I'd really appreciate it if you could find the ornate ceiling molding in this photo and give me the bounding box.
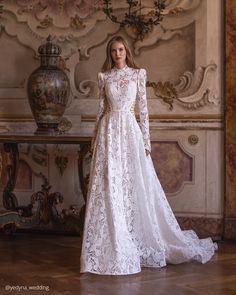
[1,1,107,58]
[0,0,202,58]
[4,0,104,32]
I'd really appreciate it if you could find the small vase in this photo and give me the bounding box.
[27,35,70,134]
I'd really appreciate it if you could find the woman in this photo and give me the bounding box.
[80,35,217,275]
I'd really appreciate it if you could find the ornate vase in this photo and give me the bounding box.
[27,35,70,134]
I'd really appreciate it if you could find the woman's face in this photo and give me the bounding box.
[110,41,126,68]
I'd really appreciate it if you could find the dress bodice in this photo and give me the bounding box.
[104,65,138,112]
[93,65,151,153]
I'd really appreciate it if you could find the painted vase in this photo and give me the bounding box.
[27,35,70,134]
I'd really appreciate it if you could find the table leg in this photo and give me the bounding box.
[3,143,19,210]
[78,143,91,226]
[78,143,91,203]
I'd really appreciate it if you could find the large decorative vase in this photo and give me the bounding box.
[27,35,70,134]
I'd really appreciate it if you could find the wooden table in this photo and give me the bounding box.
[0,131,92,234]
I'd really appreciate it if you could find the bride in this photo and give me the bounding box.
[80,35,217,275]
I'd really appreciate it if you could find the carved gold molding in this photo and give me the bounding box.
[0,1,107,57]
[5,0,103,31]
[164,0,201,14]
[147,63,219,110]
[146,80,178,110]
[188,134,199,145]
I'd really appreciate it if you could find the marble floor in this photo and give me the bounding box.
[0,233,235,295]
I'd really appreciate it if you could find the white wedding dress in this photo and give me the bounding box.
[80,65,217,275]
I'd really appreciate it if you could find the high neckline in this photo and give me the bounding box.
[113,64,128,71]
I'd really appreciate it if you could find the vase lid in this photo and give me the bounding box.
[38,35,61,56]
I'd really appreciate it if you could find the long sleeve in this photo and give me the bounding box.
[136,69,151,153]
[91,72,106,152]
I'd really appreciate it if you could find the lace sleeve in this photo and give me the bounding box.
[137,69,151,153]
[91,72,106,151]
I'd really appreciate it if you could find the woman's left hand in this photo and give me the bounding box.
[145,149,150,156]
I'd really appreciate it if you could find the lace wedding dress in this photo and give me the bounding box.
[80,65,217,275]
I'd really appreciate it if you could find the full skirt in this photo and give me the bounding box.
[80,112,217,275]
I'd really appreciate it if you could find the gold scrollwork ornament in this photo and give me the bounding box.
[188,135,199,145]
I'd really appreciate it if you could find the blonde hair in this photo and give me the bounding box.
[101,35,139,72]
